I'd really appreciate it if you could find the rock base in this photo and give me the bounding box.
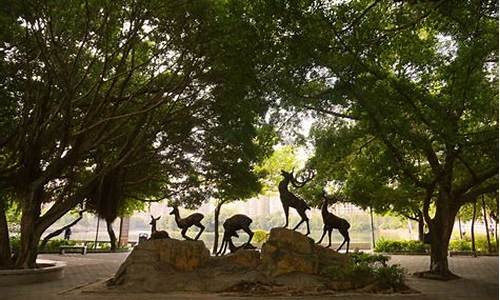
[108,228,384,294]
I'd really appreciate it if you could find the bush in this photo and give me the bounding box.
[449,239,472,251]
[374,264,406,290]
[324,253,406,290]
[374,238,428,253]
[41,239,77,251]
[449,236,497,252]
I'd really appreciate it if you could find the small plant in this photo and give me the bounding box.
[251,229,269,244]
[374,264,406,290]
[324,252,406,291]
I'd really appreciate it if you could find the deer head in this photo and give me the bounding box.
[150,215,160,224]
[169,207,178,215]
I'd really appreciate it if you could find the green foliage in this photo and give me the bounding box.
[251,229,269,244]
[324,252,406,290]
[448,239,472,251]
[449,236,498,252]
[350,252,389,267]
[373,264,406,290]
[39,239,77,252]
[374,238,428,253]
[254,145,300,195]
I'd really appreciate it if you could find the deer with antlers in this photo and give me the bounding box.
[317,191,351,253]
[170,207,205,240]
[278,169,315,235]
[216,214,254,256]
[149,215,170,240]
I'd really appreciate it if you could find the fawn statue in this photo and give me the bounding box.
[316,191,350,252]
[149,215,170,240]
[170,207,205,240]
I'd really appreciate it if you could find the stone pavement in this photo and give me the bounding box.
[0,253,497,300]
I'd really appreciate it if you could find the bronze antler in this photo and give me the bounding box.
[291,169,315,188]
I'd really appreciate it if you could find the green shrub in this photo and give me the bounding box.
[449,239,472,251]
[374,264,406,290]
[42,239,77,251]
[374,238,427,253]
[252,229,269,244]
[449,237,497,252]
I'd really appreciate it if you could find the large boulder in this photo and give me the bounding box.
[260,228,349,277]
[111,238,210,289]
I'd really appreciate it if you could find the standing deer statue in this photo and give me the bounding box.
[216,214,254,256]
[170,207,205,240]
[316,191,351,253]
[149,215,170,240]
[278,169,315,235]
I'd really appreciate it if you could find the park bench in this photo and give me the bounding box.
[59,245,87,255]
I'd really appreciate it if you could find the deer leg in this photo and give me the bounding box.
[327,229,332,248]
[282,205,290,228]
[345,232,350,253]
[194,223,205,240]
[181,227,192,240]
[222,237,229,255]
[217,234,227,256]
[337,230,350,252]
[243,227,254,245]
[317,227,327,244]
[305,218,310,236]
[292,219,304,231]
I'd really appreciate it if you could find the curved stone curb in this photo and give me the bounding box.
[0,259,66,286]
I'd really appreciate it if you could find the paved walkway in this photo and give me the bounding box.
[0,253,497,300]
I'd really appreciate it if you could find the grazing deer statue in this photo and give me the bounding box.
[279,169,315,235]
[170,207,205,240]
[316,191,351,253]
[149,215,170,240]
[216,214,254,256]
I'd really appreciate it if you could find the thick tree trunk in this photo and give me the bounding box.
[106,220,117,252]
[481,196,492,253]
[428,192,459,278]
[212,201,223,255]
[0,199,13,269]
[15,191,43,268]
[471,201,477,257]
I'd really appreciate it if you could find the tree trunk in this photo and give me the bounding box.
[0,199,13,269]
[471,201,477,257]
[418,213,425,242]
[106,220,117,252]
[458,214,463,240]
[212,200,225,255]
[15,191,43,268]
[481,196,492,253]
[428,192,459,278]
[369,207,376,249]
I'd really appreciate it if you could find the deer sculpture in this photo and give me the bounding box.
[170,206,205,240]
[317,191,351,253]
[278,169,315,235]
[216,214,254,256]
[149,215,170,240]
